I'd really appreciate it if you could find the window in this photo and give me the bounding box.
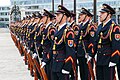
[0,18,4,21]
[5,18,9,21]
[0,12,4,15]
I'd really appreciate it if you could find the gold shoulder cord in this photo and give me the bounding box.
[87,23,91,33]
[109,23,114,41]
[79,30,83,43]
[64,27,68,43]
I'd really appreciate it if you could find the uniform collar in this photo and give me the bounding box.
[38,22,43,26]
[46,22,52,28]
[70,21,75,25]
[59,22,67,31]
[103,19,111,27]
[83,19,89,26]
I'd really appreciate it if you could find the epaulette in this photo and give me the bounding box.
[73,25,79,31]
[109,21,115,41]
[63,26,74,42]
[89,24,96,31]
[48,25,56,40]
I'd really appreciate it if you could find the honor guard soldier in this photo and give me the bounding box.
[40,9,56,80]
[76,7,96,80]
[95,4,120,80]
[68,11,78,80]
[67,11,76,28]
[34,12,44,58]
[52,5,76,80]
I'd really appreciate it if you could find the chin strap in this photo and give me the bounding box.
[102,13,109,22]
[83,15,87,22]
[59,14,64,24]
[45,16,48,24]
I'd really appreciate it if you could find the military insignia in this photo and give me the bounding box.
[74,31,79,35]
[90,31,95,37]
[59,6,61,10]
[115,34,120,41]
[68,40,73,47]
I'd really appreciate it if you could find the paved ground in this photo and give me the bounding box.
[0,28,33,80]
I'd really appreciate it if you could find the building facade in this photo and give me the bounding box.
[0,6,10,27]
[0,0,120,26]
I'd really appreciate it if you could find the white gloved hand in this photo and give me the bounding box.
[24,45,26,50]
[17,38,19,40]
[41,62,46,68]
[27,50,30,53]
[87,55,92,63]
[20,40,22,43]
[32,53,37,59]
[62,69,70,74]
[85,54,88,59]
[95,54,97,61]
[109,62,116,67]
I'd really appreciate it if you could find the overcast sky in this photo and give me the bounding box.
[0,0,10,6]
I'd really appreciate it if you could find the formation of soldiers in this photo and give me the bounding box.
[9,3,120,80]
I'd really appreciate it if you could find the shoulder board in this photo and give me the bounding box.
[65,27,74,38]
[73,25,79,31]
[113,25,120,32]
[49,27,56,35]
[63,27,74,42]
[109,22,117,41]
[89,24,96,31]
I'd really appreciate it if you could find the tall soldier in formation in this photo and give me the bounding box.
[77,8,95,80]
[52,5,76,80]
[95,3,120,80]
[40,9,56,80]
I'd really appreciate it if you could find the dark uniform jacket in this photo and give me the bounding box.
[95,20,120,65]
[42,22,56,63]
[52,23,75,72]
[77,21,96,58]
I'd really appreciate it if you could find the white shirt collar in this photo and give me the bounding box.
[83,20,89,26]
[78,22,83,25]
[32,22,36,25]
[70,21,74,25]
[59,22,67,30]
[38,22,43,26]
[103,19,111,27]
[46,22,52,28]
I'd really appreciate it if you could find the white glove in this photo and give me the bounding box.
[62,69,70,74]
[27,50,30,53]
[109,62,116,67]
[85,54,88,59]
[95,54,97,61]
[17,38,19,40]
[20,41,22,43]
[87,55,92,63]
[32,53,37,59]
[24,45,26,50]
[41,62,46,68]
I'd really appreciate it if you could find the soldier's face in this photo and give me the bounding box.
[99,12,107,22]
[56,13,63,23]
[79,14,86,22]
[78,14,82,23]
[42,16,47,24]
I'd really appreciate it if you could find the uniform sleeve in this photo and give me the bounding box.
[110,25,120,63]
[63,30,76,72]
[87,25,97,57]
